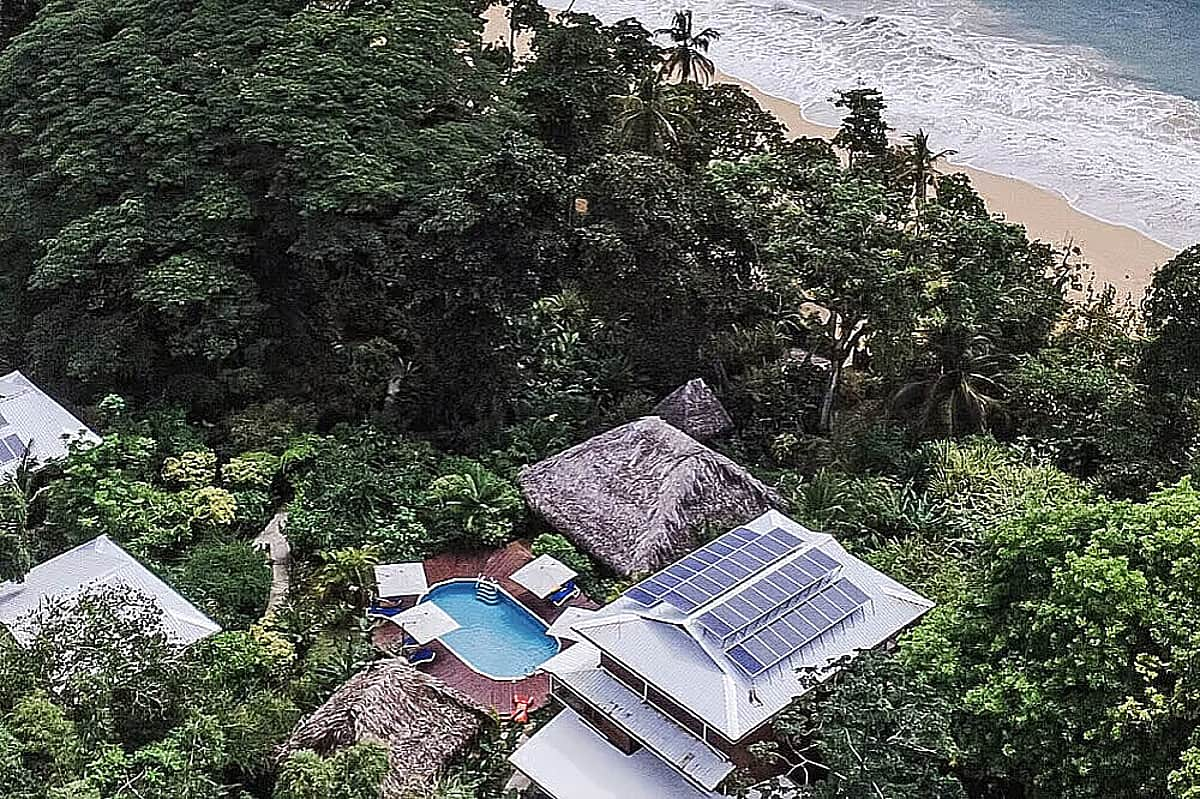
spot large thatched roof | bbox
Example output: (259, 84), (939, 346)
(283, 659), (489, 798)
(652, 378), (733, 441)
(518, 417), (784, 577)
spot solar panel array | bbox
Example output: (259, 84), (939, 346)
(695, 548), (841, 643)
(624, 525), (806, 612)
(623, 522), (877, 679)
(0, 434), (27, 465)
(726, 578), (871, 677)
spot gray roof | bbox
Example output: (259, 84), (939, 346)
(653, 378), (734, 441)
(510, 708), (721, 799)
(0, 535), (221, 647)
(0, 371), (100, 478)
(519, 417), (784, 576)
(568, 511), (934, 741)
(550, 664), (734, 789)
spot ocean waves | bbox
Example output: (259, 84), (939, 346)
(568, 0), (1200, 249)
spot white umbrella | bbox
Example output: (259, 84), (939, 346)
(374, 562), (429, 599)
(545, 606), (597, 643)
(509, 554), (579, 599)
(387, 602), (460, 645)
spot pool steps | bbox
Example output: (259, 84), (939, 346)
(476, 575), (501, 605)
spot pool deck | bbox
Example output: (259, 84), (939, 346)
(374, 540), (599, 716)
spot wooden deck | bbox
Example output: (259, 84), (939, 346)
(374, 541), (598, 716)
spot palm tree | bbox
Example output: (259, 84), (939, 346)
(897, 129), (957, 204)
(315, 546), (380, 610)
(890, 334), (1010, 437)
(656, 10), (721, 84)
(611, 72), (693, 154)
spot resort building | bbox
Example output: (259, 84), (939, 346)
(0, 534), (220, 647)
(509, 510), (934, 798)
(652, 377), (734, 442)
(519, 416), (784, 577)
(0, 370), (100, 479)
(284, 659), (490, 799)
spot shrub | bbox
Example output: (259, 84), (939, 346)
(175, 542), (271, 628)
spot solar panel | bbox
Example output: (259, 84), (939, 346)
(0, 439), (11, 464)
(5, 436), (26, 459)
(725, 577), (871, 677)
(624, 525), (806, 612)
(695, 549), (841, 642)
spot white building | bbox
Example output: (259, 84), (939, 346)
(0, 370), (100, 479)
(510, 510), (934, 798)
(0, 535), (221, 647)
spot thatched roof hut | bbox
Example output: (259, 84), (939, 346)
(518, 417), (785, 576)
(283, 659), (489, 798)
(652, 378), (733, 441)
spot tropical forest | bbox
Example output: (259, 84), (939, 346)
(0, 0), (1198, 798)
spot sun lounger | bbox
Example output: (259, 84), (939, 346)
(548, 579), (579, 607)
(406, 647), (436, 666)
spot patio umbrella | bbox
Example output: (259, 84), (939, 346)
(509, 554), (579, 600)
(374, 562), (429, 599)
(545, 607), (597, 643)
(388, 602), (460, 645)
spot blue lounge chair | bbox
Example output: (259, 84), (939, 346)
(548, 579), (579, 607)
(406, 647), (436, 666)
(366, 604), (405, 619)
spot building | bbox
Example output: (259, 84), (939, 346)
(0, 535), (220, 647)
(0, 370), (100, 479)
(518, 417), (784, 577)
(509, 510), (934, 798)
(283, 659), (491, 799)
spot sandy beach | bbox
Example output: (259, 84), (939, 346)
(483, 6), (1178, 299)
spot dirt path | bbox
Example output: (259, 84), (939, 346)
(254, 510), (291, 617)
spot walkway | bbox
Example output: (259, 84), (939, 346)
(253, 510), (291, 616)
(373, 540), (598, 716)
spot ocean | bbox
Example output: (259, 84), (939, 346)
(565, 0), (1200, 250)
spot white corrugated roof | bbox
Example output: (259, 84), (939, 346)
(554, 667), (735, 789)
(571, 510), (934, 741)
(509, 708), (722, 799)
(545, 607), (598, 642)
(0, 535), (221, 647)
(0, 371), (100, 478)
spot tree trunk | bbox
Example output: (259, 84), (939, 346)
(818, 357), (842, 433)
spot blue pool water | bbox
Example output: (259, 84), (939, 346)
(421, 580), (560, 679)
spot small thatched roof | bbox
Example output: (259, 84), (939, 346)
(652, 378), (733, 441)
(283, 659), (489, 798)
(518, 417), (785, 577)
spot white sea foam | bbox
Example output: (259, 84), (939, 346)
(568, 0), (1200, 249)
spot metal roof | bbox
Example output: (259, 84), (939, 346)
(0, 371), (100, 478)
(0, 535), (221, 647)
(569, 510), (934, 741)
(554, 667), (735, 790)
(509, 708), (722, 799)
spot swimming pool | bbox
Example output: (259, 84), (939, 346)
(420, 579), (560, 680)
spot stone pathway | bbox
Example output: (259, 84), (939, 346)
(253, 510), (291, 616)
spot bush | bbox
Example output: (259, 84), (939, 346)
(175, 543), (271, 629)
(284, 429), (440, 558)
(425, 459), (523, 549)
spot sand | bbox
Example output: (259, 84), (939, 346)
(482, 6), (1178, 299)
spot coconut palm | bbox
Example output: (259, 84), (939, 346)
(611, 71), (693, 154)
(656, 10), (721, 84)
(897, 129), (957, 204)
(315, 545), (381, 610)
(891, 334), (1010, 437)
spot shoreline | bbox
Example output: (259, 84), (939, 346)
(483, 6), (1179, 299)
